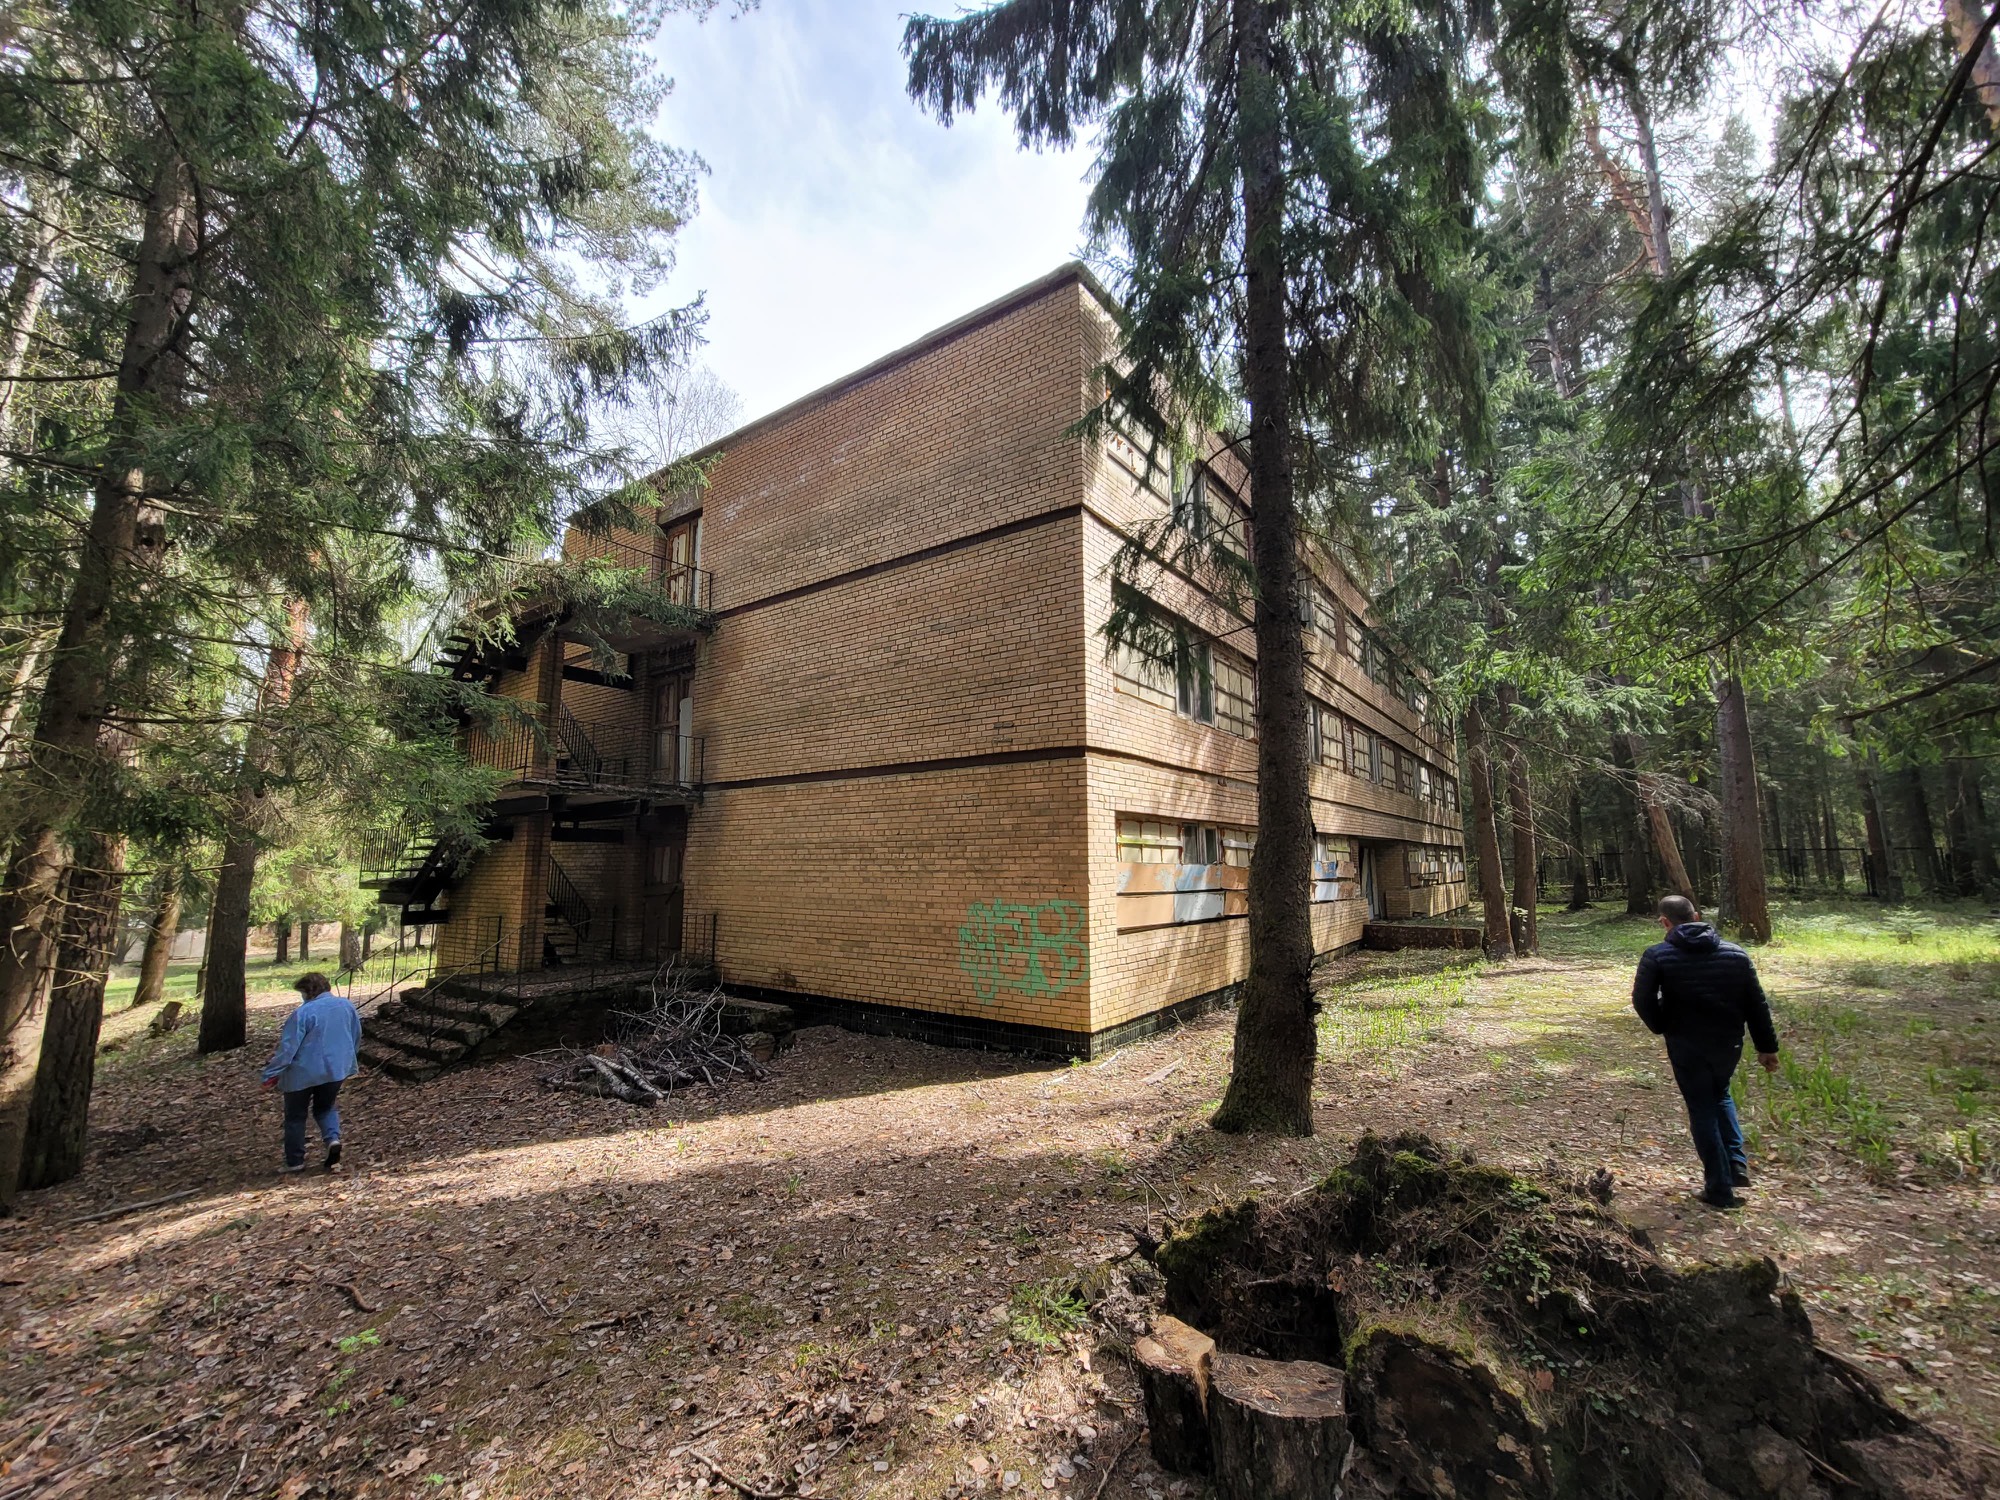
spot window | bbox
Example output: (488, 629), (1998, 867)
(1115, 816), (1255, 929)
(1309, 583), (1342, 666)
(1177, 633), (1214, 721)
(1349, 722), (1378, 782)
(1342, 610), (1366, 668)
(1415, 761), (1432, 803)
(1110, 594), (1254, 741)
(1394, 744), (1416, 796)
(1171, 464), (1208, 539)
(1312, 833), (1358, 903)
(1171, 464), (1250, 559)
(1111, 632), (1178, 712)
(1309, 701), (1346, 772)
(1116, 817), (1182, 864)
(1212, 647), (1255, 738)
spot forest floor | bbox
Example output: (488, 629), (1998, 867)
(2, 901), (1997, 1499)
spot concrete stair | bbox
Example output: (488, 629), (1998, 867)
(359, 985), (522, 1082)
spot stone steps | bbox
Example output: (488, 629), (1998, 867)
(359, 972), (797, 1083)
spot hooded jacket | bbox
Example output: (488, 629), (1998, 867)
(1632, 922), (1781, 1056)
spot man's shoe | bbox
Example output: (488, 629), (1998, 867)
(1699, 1188), (1741, 1210)
(1730, 1169), (1752, 1189)
(325, 1141), (343, 1172)
(280, 1163), (307, 1175)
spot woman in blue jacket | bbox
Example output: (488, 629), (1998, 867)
(261, 972), (361, 1172)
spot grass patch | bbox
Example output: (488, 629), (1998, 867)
(1319, 958), (1477, 1060)
(1007, 1278), (1087, 1349)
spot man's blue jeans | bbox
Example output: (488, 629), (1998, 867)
(1665, 1039), (1746, 1197)
(282, 1082), (342, 1168)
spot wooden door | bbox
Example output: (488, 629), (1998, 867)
(661, 517), (698, 606)
(653, 668), (692, 785)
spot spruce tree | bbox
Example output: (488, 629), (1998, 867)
(906, 0), (1491, 1133)
(0, 0), (713, 1198)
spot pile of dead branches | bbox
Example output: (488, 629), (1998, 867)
(536, 966), (768, 1106)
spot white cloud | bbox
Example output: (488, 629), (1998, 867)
(641, 0), (1096, 423)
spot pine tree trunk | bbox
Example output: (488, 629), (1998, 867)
(1859, 760), (1900, 900)
(0, 207), (59, 441)
(0, 151), (192, 1061)
(1464, 700), (1514, 959)
(0, 954), (53, 1210)
(274, 918), (291, 965)
(132, 872), (180, 1008)
(198, 833), (258, 1054)
(1822, 785), (1846, 890)
(339, 923), (361, 970)
(0, 630), (50, 758)
(297, 918), (310, 961)
(1568, 785), (1591, 910)
(1896, 766), (1945, 896)
(1212, 0), (1316, 1138)
(1946, 0), (2000, 133)
(18, 832), (124, 1192)
(1610, 732), (1693, 899)
(1714, 677), (1772, 940)
(1950, 757), (1997, 893)
(1608, 734), (1654, 914)
(1496, 687), (1538, 953)
(198, 598), (307, 1055)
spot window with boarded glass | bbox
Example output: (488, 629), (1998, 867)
(1349, 722), (1377, 782)
(1213, 647), (1255, 738)
(1312, 833), (1358, 902)
(1116, 816), (1255, 929)
(1310, 700), (1345, 771)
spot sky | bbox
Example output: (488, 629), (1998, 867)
(641, 0), (1098, 425)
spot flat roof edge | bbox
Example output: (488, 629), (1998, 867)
(655, 261), (1118, 480)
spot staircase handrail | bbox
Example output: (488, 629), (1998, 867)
(546, 854), (592, 936)
(555, 705), (605, 783)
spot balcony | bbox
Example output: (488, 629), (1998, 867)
(470, 710), (704, 801)
(435, 533), (716, 685)
(559, 532), (714, 654)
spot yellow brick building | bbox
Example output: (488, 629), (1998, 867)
(378, 266), (1468, 1055)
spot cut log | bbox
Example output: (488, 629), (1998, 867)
(1206, 1351), (1348, 1500)
(1133, 1315), (1215, 1474)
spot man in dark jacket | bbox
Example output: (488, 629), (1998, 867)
(1632, 895), (1781, 1209)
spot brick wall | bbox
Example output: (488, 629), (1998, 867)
(684, 757), (1090, 1032)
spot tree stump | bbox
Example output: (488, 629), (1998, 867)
(1206, 1351), (1348, 1500)
(1133, 1314), (1215, 1474)
(1344, 1327), (1550, 1498)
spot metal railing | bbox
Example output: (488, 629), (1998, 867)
(466, 717), (704, 796)
(562, 530), (714, 612)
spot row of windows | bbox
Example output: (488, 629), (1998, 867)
(1302, 584), (1448, 735)
(1308, 702), (1460, 813)
(1104, 405), (1446, 743)
(1406, 845), (1469, 887)
(1115, 816), (1465, 927)
(1110, 614), (1258, 739)
(1115, 818), (1256, 867)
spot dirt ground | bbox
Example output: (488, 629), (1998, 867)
(2, 903), (1996, 1498)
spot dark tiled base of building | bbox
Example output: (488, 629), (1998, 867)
(728, 939), (1362, 1062)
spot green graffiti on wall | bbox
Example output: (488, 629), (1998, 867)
(957, 899), (1090, 1004)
